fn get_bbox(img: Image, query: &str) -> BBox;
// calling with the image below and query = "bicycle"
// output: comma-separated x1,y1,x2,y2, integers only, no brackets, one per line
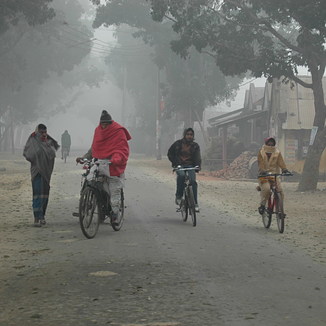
77,158,124,239
257,172,293,233
173,166,199,227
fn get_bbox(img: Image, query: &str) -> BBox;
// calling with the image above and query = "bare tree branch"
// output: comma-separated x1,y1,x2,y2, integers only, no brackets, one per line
225,0,305,54
289,74,313,88
164,14,177,24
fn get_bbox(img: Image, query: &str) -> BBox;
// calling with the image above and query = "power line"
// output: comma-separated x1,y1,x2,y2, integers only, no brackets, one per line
54,28,153,56
57,26,153,53
238,78,259,88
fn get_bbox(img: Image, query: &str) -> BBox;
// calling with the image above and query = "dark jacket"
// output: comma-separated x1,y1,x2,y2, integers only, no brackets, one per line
167,139,201,167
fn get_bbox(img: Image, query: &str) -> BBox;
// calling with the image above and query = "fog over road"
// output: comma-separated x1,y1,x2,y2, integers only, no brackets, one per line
1,157,326,326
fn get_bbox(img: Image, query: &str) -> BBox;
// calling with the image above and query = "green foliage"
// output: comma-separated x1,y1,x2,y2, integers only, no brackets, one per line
149,0,326,84
0,0,94,123
92,0,242,132
0,0,55,34
149,0,326,191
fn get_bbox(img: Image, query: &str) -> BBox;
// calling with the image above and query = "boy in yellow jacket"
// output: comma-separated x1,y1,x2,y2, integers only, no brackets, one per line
257,137,289,215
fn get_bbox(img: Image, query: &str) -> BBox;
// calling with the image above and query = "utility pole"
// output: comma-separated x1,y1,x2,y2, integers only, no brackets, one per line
121,66,127,125
156,68,162,160
222,126,228,169
10,106,15,154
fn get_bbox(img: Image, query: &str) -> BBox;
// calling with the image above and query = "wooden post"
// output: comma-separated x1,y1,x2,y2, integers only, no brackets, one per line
156,68,162,160
121,66,127,125
222,126,228,169
10,107,15,154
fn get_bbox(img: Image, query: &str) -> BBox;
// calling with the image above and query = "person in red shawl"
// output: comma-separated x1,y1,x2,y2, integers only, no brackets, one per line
76,110,131,220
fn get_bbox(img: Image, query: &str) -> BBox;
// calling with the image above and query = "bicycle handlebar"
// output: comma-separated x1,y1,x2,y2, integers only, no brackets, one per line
173,165,200,172
77,158,111,165
258,172,293,178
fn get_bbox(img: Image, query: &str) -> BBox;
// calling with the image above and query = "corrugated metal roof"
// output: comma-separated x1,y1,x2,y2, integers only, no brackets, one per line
208,110,268,128
208,109,243,125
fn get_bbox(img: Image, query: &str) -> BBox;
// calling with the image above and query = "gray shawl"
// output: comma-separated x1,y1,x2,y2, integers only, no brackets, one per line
23,133,59,184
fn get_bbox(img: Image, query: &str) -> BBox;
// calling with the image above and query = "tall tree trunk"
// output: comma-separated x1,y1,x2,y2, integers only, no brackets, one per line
193,109,209,147
297,71,326,191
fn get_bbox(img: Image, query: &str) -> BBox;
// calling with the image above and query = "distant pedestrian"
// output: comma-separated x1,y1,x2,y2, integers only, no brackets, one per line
61,130,71,159
23,124,59,227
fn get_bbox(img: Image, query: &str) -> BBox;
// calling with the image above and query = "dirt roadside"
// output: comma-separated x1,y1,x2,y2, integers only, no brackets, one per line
1,153,326,266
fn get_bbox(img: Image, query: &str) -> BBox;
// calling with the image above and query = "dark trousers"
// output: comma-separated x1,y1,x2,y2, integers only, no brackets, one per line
32,173,50,220
176,168,198,204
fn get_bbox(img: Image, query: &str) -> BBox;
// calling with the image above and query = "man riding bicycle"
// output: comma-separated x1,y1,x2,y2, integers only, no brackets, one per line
257,137,289,215
168,128,201,212
61,130,71,160
76,110,131,221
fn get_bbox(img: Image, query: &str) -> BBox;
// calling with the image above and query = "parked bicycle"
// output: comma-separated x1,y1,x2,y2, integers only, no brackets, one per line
77,158,124,239
173,166,199,227
257,172,293,233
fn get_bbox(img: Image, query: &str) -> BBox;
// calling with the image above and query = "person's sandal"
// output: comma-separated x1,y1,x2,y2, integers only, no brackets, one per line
40,219,46,226
258,205,265,215
33,219,41,227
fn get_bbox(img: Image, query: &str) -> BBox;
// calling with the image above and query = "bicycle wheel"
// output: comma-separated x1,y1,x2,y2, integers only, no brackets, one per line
262,195,273,229
187,186,197,227
180,197,188,222
275,193,285,233
79,187,101,239
111,189,125,231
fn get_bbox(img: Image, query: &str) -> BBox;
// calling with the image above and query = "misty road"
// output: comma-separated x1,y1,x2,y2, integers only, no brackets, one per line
1,157,326,326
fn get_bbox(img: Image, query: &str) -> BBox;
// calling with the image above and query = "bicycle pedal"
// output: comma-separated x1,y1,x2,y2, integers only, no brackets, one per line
176,208,181,212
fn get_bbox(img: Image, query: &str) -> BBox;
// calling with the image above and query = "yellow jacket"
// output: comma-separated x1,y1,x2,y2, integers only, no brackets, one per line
258,145,287,174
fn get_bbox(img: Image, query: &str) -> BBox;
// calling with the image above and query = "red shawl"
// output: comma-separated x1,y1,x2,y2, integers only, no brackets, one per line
91,121,131,176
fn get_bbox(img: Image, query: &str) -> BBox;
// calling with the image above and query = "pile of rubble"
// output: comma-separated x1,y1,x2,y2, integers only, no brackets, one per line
210,151,256,179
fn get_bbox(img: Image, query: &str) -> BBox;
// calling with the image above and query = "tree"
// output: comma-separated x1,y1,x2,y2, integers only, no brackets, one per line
0,0,93,124
149,0,326,191
91,0,242,150
0,0,99,150
0,0,55,34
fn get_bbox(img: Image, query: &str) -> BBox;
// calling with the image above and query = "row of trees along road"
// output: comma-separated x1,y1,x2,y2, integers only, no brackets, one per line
91,0,243,154
0,0,103,151
149,0,326,192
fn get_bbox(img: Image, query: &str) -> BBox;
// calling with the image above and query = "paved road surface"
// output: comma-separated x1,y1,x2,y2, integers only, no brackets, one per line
1,158,326,326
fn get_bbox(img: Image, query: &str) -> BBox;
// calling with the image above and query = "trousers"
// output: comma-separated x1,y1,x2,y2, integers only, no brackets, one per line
102,174,124,215
176,168,198,204
259,178,283,206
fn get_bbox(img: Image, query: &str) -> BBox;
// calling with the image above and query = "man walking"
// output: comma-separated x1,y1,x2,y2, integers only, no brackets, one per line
23,124,59,227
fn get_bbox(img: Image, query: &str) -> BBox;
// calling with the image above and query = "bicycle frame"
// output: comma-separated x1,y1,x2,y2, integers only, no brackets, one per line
258,172,292,233
79,159,111,217
173,166,199,226
174,166,198,196
266,176,279,213
77,158,125,238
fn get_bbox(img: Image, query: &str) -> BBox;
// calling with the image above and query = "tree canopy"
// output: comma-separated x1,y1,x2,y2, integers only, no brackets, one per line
149,0,325,86
91,0,242,129
0,0,55,34
0,0,94,123
149,0,326,191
